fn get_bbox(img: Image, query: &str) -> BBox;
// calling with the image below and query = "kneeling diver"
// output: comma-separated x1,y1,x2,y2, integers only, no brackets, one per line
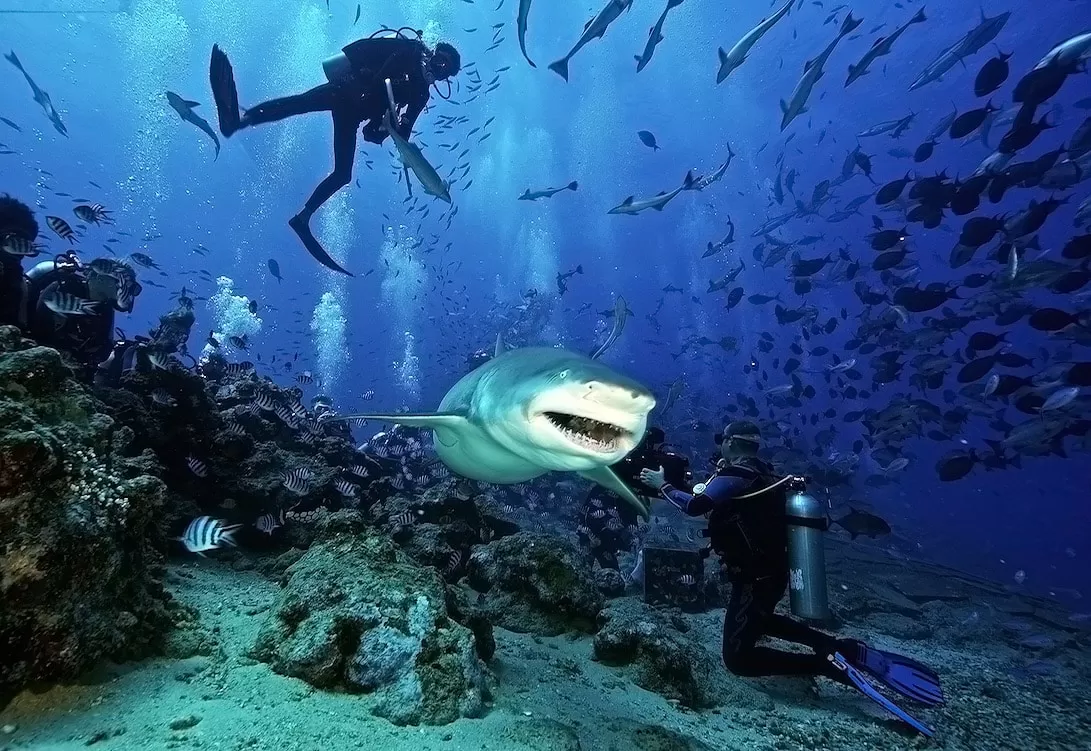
208,29,461,276
639,421,944,737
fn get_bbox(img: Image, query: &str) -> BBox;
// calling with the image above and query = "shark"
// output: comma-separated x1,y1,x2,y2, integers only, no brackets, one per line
517,0,536,67
608,171,695,215
165,92,220,159
549,0,634,81
716,0,793,84
845,7,926,87
334,342,657,518
635,0,684,73
780,12,862,131
519,181,578,201
4,51,68,137
384,109,451,204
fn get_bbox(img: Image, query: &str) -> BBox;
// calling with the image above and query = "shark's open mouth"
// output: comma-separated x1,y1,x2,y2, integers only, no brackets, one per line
544,412,627,452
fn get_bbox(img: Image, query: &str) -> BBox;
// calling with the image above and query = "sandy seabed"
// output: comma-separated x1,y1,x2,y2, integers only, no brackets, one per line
1,560,1088,751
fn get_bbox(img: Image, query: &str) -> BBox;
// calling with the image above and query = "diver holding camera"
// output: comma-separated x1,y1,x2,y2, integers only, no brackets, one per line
577,426,691,570
638,421,945,738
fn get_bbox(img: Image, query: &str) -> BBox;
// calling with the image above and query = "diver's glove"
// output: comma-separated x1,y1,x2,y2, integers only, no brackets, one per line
638,466,667,490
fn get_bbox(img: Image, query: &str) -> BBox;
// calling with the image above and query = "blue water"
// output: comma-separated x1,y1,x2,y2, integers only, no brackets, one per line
2,0,1088,604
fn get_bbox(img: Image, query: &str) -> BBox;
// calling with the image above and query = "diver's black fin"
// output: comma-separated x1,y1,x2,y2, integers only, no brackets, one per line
210,45,241,137
289,214,353,276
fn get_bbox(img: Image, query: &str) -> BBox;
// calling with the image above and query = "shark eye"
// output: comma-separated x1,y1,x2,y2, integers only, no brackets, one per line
557,369,570,380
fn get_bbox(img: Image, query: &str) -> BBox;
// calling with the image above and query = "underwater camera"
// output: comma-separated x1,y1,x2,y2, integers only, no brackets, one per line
615,431,691,493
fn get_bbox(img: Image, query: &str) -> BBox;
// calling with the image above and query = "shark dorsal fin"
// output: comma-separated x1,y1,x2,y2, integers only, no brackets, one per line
494,332,506,358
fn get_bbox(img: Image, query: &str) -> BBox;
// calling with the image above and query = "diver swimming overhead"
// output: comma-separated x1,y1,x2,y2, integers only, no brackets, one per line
207,28,461,276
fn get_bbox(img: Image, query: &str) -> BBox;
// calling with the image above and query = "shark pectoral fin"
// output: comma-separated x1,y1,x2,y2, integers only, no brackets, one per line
184,99,201,108
577,466,650,519
336,412,469,446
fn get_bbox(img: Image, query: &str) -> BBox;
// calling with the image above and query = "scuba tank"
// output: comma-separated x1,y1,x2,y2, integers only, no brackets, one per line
784,477,830,620
322,52,352,84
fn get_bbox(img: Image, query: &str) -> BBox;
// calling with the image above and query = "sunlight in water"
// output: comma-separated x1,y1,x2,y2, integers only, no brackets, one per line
114,0,190,223
310,291,348,395
205,275,261,359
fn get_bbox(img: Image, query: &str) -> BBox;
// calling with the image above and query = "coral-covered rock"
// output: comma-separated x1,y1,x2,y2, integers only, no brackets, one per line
467,532,602,635
593,598,730,708
0,329,170,706
594,567,627,598
250,514,489,725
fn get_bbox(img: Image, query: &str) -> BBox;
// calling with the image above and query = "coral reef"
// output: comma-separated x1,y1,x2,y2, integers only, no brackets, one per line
95,354,362,534
466,532,603,636
250,512,490,726
0,327,171,705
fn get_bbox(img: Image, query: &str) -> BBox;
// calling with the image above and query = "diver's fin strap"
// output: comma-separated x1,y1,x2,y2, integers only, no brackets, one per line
830,653,936,738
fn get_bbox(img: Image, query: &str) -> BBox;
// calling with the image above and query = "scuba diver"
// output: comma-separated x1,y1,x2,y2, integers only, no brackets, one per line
96,289,196,387
638,421,944,738
14,252,140,378
208,29,461,276
0,193,40,327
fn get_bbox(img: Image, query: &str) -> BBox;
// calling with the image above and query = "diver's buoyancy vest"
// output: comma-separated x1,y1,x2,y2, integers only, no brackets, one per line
705,458,789,573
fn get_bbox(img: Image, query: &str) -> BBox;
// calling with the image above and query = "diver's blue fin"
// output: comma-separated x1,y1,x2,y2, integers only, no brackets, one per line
830,653,936,738
853,643,945,706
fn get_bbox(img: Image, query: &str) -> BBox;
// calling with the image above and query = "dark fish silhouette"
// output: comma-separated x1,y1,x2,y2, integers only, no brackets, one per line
165,91,220,158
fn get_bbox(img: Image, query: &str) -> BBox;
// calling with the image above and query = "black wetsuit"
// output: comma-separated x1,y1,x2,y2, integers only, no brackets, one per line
242,37,431,219
23,261,116,375
0,254,22,327
661,458,843,682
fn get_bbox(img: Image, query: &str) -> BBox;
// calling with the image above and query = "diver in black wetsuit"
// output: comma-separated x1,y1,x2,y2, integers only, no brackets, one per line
638,421,946,736
208,30,461,276
0,194,39,328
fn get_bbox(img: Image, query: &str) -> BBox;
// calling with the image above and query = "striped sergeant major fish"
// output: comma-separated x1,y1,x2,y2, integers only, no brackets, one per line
179,515,240,555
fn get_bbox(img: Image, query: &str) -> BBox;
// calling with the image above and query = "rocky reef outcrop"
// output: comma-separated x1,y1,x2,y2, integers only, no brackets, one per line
250,513,490,725
0,327,171,705
466,532,603,635
593,598,736,708
95,353,364,536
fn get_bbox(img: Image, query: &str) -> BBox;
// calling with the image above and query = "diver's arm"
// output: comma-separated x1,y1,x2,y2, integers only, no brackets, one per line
661,475,749,516
396,86,428,138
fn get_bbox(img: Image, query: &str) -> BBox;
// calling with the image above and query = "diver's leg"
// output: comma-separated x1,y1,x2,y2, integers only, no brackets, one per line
287,108,358,276
240,83,340,130
722,576,835,679
293,108,358,222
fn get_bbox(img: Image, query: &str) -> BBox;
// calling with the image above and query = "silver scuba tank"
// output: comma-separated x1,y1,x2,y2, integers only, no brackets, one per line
321,52,353,84
785,480,830,620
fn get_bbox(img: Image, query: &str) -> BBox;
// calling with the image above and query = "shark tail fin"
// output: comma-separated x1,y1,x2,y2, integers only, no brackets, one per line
548,58,570,81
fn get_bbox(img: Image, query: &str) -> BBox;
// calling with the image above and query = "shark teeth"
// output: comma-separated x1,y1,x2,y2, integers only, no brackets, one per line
545,412,625,452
